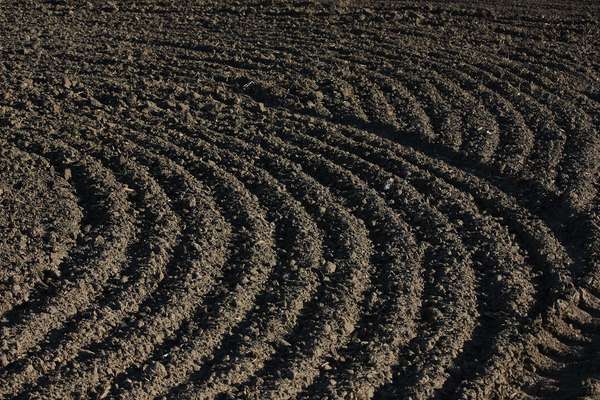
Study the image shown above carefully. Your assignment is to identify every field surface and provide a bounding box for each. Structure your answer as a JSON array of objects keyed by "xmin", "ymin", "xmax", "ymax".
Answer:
[{"xmin": 1, "ymin": 1, "xmax": 599, "ymax": 399}]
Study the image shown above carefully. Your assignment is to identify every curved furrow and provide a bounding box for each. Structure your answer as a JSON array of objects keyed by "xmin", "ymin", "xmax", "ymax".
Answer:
[
  {"xmin": 2, "ymin": 2, "xmax": 598, "ymax": 399},
  {"xmin": 248, "ymin": 34, "xmax": 543, "ymax": 179},
  {"xmin": 173, "ymin": 132, "xmax": 425, "ymax": 400},
  {"xmin": 76, "ymin": 126, "xmax": 338, "ymax": 400},
  {"xmin": 62, "ymin": 14, "xmax": 584, "ymax": 288},
  {"xmin": 70, "ymin": 135, "xmax": 236, "ymax": 394},
  {"xmin": 315, "ymin": 72, "xmax": 371, "ymax": 127},
  {"xmin": 234, "ymin": 40, "xmax": 446, "ymax": 144},
  {"xmin": 182, "ymin": 138, "xmax": 378, "ymax": 400},
  {"xmin": 246, "ymin": 119, "xmax": 548, "ymax": 397},
  {"xmin": 0, "ymin": 133, "xmax": 185, "ymax": 396},
  {"xmin": 446, "ymin": 57, "xmax": 566, "ymax": 169},
  {"xmin": 84, "ymin": 101, "xmax": 410, "ymax": 398},
  {"xmin": 0, "ymin": 134, "xmax": 136, "ymax": 368},
  {"xmin": 474, "ymin": 59, "xmax": 600, "ymax": 211},
  {"xmin": 508, "ymin": 61, "xmax": 600, "ymax": 123},
  {"xmin": 97, "ymin": 129, "xmax": 325, "ymax": 400},
  {"xmin": 184, "ymin": 127, "xmax": 478, "ymax": 399},
  {"xmin": 306, "ymin": 43, "xmax": 546, "ymax": 180},
  {"xmin": 407, "ymin": 64, "xmax": 501, "ymax": 164},
  {"xmin": 101, "ymin": 32, "xmax": 434, "ymax": 141},
  {"xmin": 357, "ymin": 47, "xmax": 540, "ymax": 176},
  {"xmin": 293, "ymin": 119, "xmax": 587, "ymax": 397},
  {"xmin": 525, "ymin": 311, "xmax": 598, "ymax": 398},
  {"xmin": 134, "ymin": 37, "xmax": 423, "ymax": 143},
  {"xmin": 247, "ymin": 107, "xmax": 580, "ymax": 393},
  {"xmin": 503, "ymin": 62, "xmax": 600, "ymax": 165},
  {"xmin": 0, "ymin": 143, "xmax": 82, "ymax": 318},
  {"xmin": 428, "ymin": 60, "xmax": 536, "ymax": 176},
  {"xmin": 438, "ymin": 59, "xmax": 568, "ymax": 188},
  {"xmin": 520, "ymin": 203, "xmax": 600, "ymax": 398},
  {"xmin": 341, "ymin": 14, "xmax": 589, "ymax": 75},
  {"xmin": 370, "ymin": 73, "xmax": 437, "ymax": 140},
  {"xmin": 493, "ymin": 47, "xmax": 600, "ymax": 93},
  {"xmin": 266, "ymin": 38, "xmax": 533, "ymax": 176},
  {"xmin": 302, "ymin": 115, "xmax": 577, "ymax": 284},
  {"xmin": 270, "ymin": 125, "xmax": 540, "ymax": 399},
  {"xmin": 391, "ymin": 68, "xmax": 465, "ymax": 151},
  {"xmin": 245, "ymin": 61, "xmax": 576, "ymax": 272},
  {"xmin": 126, "ymin": 138, "xmax": 370, "ymax": 398},
  {"xmin": 226, "ymin": 38, "xmax": 505, "ymax": 162},
  {"xmin": 1, "ymin": 123, "xmax": 239, "ymax": 396},
  {"xmin": 18, "ymin": 135, "xmax": 274, "ymax": 399},
  {"xmin": 83, "ymin": 101, "xmax": 482, "ymax": 400},
  {"xmin": 270, "ymin": 100, "xmax": 570, "ymax": 253},
  {"xmin": 351, "ymin": 75, "xmax": 400, "ymax": 130},
  {"xmin": 116, "ymin": 126, "xmax": 377, "ymax": 400},
  {"xmin": 234, "ymin": 33, "xmax": 546, "ymax": 183}
]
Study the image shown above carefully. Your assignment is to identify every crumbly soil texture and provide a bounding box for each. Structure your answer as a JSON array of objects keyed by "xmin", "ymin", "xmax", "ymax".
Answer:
[{"xmin": 1, "ymin": 1, "xmax": 599, "ymax": 399}]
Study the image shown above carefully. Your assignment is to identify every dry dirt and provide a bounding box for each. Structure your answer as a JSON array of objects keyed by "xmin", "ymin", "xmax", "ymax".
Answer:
[{"xmin": 0, "ymin": 1, "xmax": 599, "ymax": 399}]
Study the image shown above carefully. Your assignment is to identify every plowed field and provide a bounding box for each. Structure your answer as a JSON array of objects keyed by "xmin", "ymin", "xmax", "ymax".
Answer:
[{"xmin": 1, "ymin": 1, "xmax": 599, "ymax": 399}]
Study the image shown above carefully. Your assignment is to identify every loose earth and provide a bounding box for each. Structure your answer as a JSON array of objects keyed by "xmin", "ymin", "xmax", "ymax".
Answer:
[{"xmin": 0, "ymin": 1, "xmax": 599, "ymax": 399}]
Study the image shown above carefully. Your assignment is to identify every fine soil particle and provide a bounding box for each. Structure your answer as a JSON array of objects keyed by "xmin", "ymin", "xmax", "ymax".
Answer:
[{"xmin": 0, "ymin": 1, "xmax": 599, "ymax": 400}]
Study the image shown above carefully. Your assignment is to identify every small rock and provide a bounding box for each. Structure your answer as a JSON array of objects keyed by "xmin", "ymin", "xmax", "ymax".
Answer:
[
  {"xmin": 20, "ymin": 79, "xmax": 33, "ymax": 89},
  {"xmin": 191, "ymin": 242, "xmax": 202, "ymax": 252},
  {"xmin": 356, "ymin": 387, "xmax": 375, "ymax": 400},
  {"xmin": 11, "ymin": 284, "xmax": 21, "ymax": 295},
  {"xmin": 289, "ymin": 260, "xmax": 298, "ymax": 271},
  {"xmin": 49, "ymin": 252, "xmax": 63, "ymax": 264},
  {"xmin": 383, "ymin": 178, "xmax": 394, "ymax": 191},
  {"xmin": 324, "ymin": 261, "xmax": 336, "ymax": 274},
  {"xmin": 98, "ymin": 384, "xmax": 111, "ymax": 399},
  {"xmin": 343, "ymin": 318, "xmax": 354, "ymax": 333},
  {"xmin": 19, "ymin": 236, "xmax": 27, "ymax": 250},
  {"xmin": 177, "ymin": 102, "xmax": 190, "ymax": 113},
  {"xmin": 64, "ymin": 168, "xmax": 71, "ymax": 180},
  {"xmin": 151, "ymin": 361, "xmax": 167, "ymax": 377},
  {"xmin": 89, "ymin": 97, "xmax": 103, "ymax": 108}
]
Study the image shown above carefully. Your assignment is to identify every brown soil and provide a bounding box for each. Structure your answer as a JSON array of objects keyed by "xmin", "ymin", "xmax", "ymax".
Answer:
[{"xmin": 1, "ymin": 1, "xmax": 599, "ymax": 399}]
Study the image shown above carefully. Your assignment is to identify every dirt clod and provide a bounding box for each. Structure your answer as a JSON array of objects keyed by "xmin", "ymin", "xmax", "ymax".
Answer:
[{"xmin": 324, "ymin": 261, "xmax": 337, "ymax": 274}]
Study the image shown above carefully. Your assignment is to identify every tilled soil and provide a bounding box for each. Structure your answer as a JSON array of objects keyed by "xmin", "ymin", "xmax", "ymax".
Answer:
[{"xmin": 0, "ymin": 1, "xmax": 599, "ymax": 399}]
